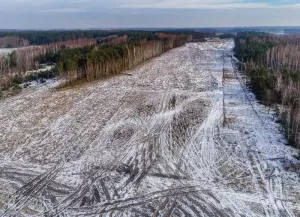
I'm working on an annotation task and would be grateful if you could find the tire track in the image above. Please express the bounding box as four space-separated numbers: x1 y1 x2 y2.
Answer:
221 49 296 217
1 164 61 217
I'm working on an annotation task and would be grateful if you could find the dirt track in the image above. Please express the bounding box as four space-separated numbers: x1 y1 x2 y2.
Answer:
0 39 300 217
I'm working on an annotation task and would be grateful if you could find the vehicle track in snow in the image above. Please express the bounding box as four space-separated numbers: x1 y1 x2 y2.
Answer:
0 39 299 217
221 46 300 217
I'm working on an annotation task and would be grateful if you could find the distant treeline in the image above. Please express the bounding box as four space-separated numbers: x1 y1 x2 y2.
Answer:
219 33 235 39
0 30 166 47
284 29 300 34
159 30 215 39
0 30 160 47
235 31 300 148
0 30 215 47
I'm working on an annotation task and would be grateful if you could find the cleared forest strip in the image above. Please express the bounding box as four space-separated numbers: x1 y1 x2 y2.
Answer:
1 40 299 217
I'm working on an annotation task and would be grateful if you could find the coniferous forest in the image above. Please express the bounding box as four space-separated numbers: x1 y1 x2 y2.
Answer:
235 32 300 148
55 35 190 85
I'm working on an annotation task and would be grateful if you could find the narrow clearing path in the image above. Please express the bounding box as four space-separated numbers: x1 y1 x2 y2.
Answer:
0 39 299 217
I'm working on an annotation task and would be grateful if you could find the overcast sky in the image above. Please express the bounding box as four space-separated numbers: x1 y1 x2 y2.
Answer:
0 0 300 29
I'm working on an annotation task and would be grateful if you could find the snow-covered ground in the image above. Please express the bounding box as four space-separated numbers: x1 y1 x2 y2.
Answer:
0 39 299 217
25 65 55 75
0 48 16 57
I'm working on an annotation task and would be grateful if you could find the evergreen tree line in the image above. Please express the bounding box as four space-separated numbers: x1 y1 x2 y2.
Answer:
55 36 189 85
235 32 300 148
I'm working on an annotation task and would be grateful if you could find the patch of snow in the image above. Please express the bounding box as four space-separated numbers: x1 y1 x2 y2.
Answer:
0 48 16 57
25 65 55 75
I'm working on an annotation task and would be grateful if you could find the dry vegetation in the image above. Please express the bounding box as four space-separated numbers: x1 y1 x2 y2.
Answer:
0 36 30 48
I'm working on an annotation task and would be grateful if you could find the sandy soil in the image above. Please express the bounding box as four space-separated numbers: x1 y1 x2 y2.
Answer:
0 39 299 217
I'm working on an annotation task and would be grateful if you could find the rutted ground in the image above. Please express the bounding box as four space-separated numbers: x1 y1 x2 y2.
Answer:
0 39 299 217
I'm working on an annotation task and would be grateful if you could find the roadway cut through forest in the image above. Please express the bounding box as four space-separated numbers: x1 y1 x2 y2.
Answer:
0 39 300 217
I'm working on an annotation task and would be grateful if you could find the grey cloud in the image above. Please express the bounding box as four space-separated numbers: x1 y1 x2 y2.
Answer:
1 8 300 29
0 0 299 29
